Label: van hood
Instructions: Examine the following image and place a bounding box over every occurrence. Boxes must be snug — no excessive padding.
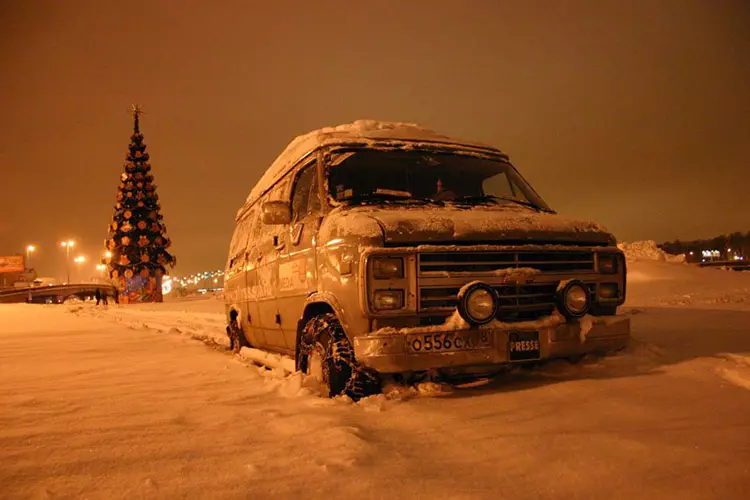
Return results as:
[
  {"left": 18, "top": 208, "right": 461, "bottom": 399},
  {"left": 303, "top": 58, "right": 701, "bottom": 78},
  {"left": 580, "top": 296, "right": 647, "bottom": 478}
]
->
[{"left": 328, "top": 205, "right": 615, "bottom": 246}]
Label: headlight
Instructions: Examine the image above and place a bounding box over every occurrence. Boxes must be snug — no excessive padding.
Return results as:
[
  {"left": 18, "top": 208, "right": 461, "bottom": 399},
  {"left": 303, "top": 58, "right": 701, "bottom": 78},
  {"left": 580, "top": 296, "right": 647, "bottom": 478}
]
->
[
  {"left": 556, "top": 280, "right": 590, "bottom": 319},
  {"left": 372, "top": 257, "right": 404, "bottom": 279},
  {"left": 458, "top": 282, "right": 498, "bottom": 325},
  {"left": 598, "top": 254, "right": 618, "bottom": 274},
  {"left": 598, "top": 283, "right": 619, "bottom": 299},
  {"left": 373, "top": 289, "right": 404, "bottom": 310}
]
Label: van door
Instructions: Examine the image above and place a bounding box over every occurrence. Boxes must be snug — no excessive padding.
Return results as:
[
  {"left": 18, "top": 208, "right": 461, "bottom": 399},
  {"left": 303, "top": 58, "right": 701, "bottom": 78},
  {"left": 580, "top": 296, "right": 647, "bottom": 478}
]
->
[
  {"left": 277, "top": 159, "right": 322, "bottom": 348},
  {"left": 241, "top": 204, "right": 265, "bottom": 347},
  {"left": 256, "top": 176, "right": 292, "bottom": 351},
  {"left": 225, "top": 212, "right": 262, "bottom": 345}
]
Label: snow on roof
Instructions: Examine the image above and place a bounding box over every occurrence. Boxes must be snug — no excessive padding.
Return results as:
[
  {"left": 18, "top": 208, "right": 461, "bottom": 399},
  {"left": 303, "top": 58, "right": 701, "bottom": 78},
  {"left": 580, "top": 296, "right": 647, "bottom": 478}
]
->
[{"left": 238, "top": 120, "right": 501, "bottom": 218}]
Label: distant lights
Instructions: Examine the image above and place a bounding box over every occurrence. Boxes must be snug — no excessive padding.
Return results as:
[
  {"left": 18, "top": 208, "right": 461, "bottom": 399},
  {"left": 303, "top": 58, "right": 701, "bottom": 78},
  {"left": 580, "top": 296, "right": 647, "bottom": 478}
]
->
[{"left": 170, "top": 268, "right": 224, "bottom": 288}]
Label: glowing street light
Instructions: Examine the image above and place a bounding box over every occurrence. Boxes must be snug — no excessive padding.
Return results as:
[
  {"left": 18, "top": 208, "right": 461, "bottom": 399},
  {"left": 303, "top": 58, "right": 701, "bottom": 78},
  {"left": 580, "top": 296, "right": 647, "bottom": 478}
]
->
[
  {"left": 73, "top": 255, "right": 86, "bottom": 283},
  {"left": 104, "top": 251, "right": 112, "bottom": 260},
  {"left": 96, "top": 263, "right": 107, "bottom": 279},
  {"left": 60, "top": 240, "right": 76, "bottom": 284},
  {"left": 25, "top": 245, "right": 36, "bottom": 269}
]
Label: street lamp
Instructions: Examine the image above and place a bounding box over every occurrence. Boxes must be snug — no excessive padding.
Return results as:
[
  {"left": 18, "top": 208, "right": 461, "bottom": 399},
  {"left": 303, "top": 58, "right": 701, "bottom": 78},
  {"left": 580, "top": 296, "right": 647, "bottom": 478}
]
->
[
  {"left": 73, "top": 255, "right": 86, "bottom": 283},
  {"left": 60, "top": 240, "right": 75, "bottom": 284},
  {"left": 26, "top": 245, "right": 36, "bottom": 270},
  {"left": 96, "top": 264, "right": 106, "bottom": 280}
]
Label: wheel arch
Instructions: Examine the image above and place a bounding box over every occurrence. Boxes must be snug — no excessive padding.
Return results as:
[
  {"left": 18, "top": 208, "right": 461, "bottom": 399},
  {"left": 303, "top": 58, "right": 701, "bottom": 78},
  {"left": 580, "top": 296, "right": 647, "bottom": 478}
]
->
[{"left": 295, "top": 294, "right": 349, "bottom": 363}]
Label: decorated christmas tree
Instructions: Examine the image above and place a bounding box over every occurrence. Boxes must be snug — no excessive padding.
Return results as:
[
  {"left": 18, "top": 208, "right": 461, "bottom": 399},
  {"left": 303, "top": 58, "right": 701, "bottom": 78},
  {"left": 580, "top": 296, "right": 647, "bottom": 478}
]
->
[{"left": 105, "top": 105, "right": 175, "bottom": 303}]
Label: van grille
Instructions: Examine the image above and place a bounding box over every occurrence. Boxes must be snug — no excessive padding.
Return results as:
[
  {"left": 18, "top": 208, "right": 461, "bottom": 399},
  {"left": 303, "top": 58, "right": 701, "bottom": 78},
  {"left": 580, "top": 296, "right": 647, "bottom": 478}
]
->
[
  {"left": 419, "top": 282, "right": 596, "bottom": 322},
  {"left": 419, "top": 250, "right": 595, "bottom": 275}
]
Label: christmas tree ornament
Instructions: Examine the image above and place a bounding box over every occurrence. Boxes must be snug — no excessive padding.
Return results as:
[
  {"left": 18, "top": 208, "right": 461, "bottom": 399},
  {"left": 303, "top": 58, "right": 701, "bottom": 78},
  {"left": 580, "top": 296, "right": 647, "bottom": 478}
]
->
[{"left": 121, "top": 236, "right": 131, "bottom": 246}]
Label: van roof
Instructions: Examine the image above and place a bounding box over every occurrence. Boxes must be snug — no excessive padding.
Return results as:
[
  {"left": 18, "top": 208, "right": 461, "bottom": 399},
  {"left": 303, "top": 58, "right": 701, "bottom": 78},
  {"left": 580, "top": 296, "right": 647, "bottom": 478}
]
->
[{"left": 237, "top": 120, "right": 507, "bottom": 219}]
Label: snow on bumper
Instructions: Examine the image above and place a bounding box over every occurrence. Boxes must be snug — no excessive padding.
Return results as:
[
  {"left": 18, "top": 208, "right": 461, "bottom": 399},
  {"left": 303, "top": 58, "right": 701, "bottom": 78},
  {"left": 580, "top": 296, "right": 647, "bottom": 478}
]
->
[{"left": 353, "top": 315, "right": 630, "bottom": 373}]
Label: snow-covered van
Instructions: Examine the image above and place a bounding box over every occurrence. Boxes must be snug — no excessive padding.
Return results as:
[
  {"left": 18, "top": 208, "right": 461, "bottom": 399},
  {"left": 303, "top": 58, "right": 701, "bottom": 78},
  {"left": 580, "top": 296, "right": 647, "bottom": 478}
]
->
[{"left": 225, "top": 120, "right": 629, "bottom": 399}]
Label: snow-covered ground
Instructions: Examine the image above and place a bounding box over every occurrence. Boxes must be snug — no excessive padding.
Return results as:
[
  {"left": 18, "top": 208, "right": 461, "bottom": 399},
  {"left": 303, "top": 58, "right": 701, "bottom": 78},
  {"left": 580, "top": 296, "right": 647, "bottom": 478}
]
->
[{"left": 2, "top": 260, "right": 750, "bottom": 499}]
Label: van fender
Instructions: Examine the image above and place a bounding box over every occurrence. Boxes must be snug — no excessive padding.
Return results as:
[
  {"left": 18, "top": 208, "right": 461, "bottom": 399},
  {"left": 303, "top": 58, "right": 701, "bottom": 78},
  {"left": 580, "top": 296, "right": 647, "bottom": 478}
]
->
[
  {"left": 300, "top": 292, "right": 350, "bottom": 331},
  {"left": 295, "top": 292, "right": 352, "bottom": 365},
  {"left": 225, "top": 303, "right": 241, "bottom": 324}
]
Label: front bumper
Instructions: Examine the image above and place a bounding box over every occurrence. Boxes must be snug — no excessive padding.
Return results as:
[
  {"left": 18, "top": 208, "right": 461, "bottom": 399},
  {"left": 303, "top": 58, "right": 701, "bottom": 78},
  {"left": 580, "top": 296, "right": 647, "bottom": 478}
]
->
[{"left": 353, "top": 315, "right": 630, "bottom": 374}]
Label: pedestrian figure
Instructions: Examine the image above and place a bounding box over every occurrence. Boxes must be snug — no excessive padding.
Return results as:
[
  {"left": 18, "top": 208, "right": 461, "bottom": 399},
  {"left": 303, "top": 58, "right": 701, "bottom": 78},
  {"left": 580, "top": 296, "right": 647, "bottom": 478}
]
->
[
  {"left": 95, "top": 289, "right": 101, "bottom": 306},
  {"left": 102, "top": 291, "right": 109, "bottom": 306}
]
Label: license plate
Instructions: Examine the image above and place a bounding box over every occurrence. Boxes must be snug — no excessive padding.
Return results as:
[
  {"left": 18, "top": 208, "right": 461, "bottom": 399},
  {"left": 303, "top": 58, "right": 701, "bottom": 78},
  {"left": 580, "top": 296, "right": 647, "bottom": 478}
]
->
[
  {"left": 508, "top": 331, "right": 541, "bottom": 361},
  {"left": 407, "top": 331, "right": 491, "bottom": 353}
]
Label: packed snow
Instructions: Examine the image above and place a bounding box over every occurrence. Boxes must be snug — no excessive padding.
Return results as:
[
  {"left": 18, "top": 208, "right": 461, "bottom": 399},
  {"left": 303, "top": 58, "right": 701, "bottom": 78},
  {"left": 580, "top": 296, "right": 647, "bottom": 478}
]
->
[
  {"left": 2, "top": 256, "right": 750, "bottom": 498},
  {"left": 618, "top": 239, "right": 686, "bottom": 263}
]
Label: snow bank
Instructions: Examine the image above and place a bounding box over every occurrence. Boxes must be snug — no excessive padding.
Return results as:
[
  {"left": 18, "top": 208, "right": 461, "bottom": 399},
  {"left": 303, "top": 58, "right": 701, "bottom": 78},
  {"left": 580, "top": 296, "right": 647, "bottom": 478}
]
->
[
  {"left": 625, "top": 259, "right": 750, "bottom": 309},
  {"left": 618, "top": 240, "right": 686, "bottom": 263}
]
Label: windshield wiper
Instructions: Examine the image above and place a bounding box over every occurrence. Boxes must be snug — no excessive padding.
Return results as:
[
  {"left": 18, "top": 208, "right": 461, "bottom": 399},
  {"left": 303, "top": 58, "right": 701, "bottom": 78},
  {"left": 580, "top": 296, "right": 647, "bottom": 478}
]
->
[
  {"left": 452, "top": 195, "right": 503, "bottom": 205},
  {"left": 453, "top": 195, "right": 546, "bottom": 212},
  {"left": 343, "top": 193, "right": 435, "bottom": 206}
]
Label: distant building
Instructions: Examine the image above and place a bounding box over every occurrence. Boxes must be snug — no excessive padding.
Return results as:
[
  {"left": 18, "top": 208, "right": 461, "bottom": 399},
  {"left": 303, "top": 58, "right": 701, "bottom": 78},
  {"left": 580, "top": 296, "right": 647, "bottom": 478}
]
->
[{"left": 0, "top": 255, "right": 37, "bottom": 288}]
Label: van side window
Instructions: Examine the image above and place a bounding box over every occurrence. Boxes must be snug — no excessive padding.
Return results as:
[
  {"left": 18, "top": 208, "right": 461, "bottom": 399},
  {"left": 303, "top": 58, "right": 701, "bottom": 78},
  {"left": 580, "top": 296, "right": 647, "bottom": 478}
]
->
[{"left": 291, "top": 162, "right": 319, "bottom": 221}]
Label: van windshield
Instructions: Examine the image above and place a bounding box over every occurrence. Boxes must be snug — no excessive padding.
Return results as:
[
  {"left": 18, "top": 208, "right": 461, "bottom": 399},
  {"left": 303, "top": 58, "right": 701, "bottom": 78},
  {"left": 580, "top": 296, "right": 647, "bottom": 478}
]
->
[{"left": 326, "top": 149, "right": 552, "bottom": 211}]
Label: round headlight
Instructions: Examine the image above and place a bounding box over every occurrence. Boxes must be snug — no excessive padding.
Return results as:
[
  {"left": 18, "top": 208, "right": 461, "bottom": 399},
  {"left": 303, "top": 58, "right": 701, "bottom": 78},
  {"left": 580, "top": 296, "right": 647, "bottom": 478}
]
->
[
  {"left": 556, "top": 280, "right": 590, "bottom": 319},
  {"left": 458, "top": 282, "right": 498, "bottom": 325}
]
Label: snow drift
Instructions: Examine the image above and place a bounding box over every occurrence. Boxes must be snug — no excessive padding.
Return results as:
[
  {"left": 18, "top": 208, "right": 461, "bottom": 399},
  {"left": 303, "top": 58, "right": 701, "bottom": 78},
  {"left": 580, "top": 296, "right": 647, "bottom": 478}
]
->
[{"left": 618, "top": 240, "right": 686, "bottom": 263}]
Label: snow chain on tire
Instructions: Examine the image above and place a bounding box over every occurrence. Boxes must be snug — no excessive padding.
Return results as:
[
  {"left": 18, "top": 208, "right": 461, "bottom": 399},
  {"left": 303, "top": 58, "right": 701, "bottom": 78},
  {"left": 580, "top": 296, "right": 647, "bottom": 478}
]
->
[
  {"left": 301, "top": 313, "right": 380, "bottom": 401},
  {"left": 228, "top": 320, "right": 247, "bottom": 354}
]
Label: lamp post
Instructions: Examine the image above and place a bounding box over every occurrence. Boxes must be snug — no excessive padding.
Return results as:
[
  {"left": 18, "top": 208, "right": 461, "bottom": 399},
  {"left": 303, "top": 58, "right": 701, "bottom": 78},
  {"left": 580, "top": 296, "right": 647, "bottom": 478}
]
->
[
  {"left": 25, "top": 245, "right": 36, "bottom": 270},
  {"left": 60, "top": 240, "right": 75, "bottom": 284},
  {"left": 96, "top": 264, "right": 106, "bottom": 281},
  {"left": 73, "top": 255, "right": 86, "bottom": 283}
]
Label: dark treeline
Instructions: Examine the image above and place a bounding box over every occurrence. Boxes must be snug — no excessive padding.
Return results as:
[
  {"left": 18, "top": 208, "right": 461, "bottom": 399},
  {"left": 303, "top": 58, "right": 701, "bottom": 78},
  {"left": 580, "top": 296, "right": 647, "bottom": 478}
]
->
[{"left": 660, "top": 231, "right": 750, "bottom": 262}]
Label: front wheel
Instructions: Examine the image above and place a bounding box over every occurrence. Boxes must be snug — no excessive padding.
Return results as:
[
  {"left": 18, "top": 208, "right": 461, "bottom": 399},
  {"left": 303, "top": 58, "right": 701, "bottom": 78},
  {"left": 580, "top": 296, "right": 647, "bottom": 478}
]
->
[{"left": 298, "top": 314, "right": 380, "bottom": 401}]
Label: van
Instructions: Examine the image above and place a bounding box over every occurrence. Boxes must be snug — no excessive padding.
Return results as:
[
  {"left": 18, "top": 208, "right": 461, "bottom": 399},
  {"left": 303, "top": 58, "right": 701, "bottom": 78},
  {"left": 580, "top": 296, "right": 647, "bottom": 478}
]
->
[{"left": 225, "top": 120, "right": 629, "bottom": 399}]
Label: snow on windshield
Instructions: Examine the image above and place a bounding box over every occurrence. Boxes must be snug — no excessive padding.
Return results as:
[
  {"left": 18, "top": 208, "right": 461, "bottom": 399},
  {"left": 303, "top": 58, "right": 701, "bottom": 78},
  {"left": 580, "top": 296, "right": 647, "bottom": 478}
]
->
[{"left": 326, "top": 149, "right": 550, "bottom": 210}]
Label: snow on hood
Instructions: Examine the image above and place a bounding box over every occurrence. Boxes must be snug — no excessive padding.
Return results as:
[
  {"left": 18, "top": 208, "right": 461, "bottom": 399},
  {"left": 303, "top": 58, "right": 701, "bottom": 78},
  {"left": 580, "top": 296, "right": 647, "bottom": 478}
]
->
[{"left": 328, "top": 204, "right": 613, "bottom": 245}]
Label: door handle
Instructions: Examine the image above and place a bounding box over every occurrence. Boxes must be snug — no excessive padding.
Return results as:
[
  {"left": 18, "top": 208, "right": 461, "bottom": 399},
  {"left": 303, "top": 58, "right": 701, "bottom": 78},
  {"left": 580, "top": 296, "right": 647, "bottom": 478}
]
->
[{"left": 290, "top": 223, "right": 304, "bottom": 246}]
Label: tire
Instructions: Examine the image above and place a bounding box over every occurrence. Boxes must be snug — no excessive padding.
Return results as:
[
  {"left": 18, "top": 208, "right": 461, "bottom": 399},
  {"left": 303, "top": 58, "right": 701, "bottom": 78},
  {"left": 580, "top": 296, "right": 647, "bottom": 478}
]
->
[
  {"left": 298, "top": 313, "right": 380, "bottom": 401},
  {"left": 227, "top": 319, "right": 249, "bottom": 354}
]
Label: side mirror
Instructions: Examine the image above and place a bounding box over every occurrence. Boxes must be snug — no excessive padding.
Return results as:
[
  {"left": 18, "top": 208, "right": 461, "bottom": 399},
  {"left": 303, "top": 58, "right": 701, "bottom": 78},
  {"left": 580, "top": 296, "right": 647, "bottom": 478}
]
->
[{"left": 261, "top": 201, "right": 291, "bottom": 225}]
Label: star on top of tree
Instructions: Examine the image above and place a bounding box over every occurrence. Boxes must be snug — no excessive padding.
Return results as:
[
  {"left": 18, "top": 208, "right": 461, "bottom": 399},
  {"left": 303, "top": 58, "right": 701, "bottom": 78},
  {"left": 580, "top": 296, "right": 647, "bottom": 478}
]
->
[{"left": 130, "top": 104, "right": 145, "bottom": 132}]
